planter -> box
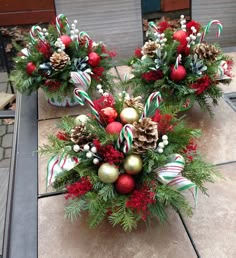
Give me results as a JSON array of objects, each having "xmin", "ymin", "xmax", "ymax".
[{"xmin": 44, "ymin": 93, "xmax": 80, "ymax": 107}]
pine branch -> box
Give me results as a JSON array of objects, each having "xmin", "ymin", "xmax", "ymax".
[
  {"xmin": 149, "ymin": 202, "xmax": 168, "ymax": 223},
  {"xmin": 98, "ymin": 184, "xmax": 116, "ymax": 201},
  {"xmin": 39, "ymin": 135, "xmax": 68, "ymax": 156},
  {"xmin": 53, "ymin": 170, "xmax": 81, "ymax": 190},
  {"xmin": 56, "ymin": 116, "xmax": 76, "ymax": 133},
  {"xmin": 64, "ymin": 198, "xmax": 87, "ymax": 221}
]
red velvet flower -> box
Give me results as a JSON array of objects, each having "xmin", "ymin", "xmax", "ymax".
[
  {"xmin": 126, "ymin": 185, "xmax": 156, "ymax": 220},
  {"xmin": 65, "ymin": 177, "xmax": 93, "ymax": 199},
  {"xmin": 141, "ymin": 70, "xmax": 163, "ymax": 82},
  {"xmin": 44, "ymin": 80, "xmax": 61, "ymax": 91},
  {"xmin": 182, "ymin": 139, "xmax": 197, "ymax": 162},
  {"xmin": 56, "ymin": 131, "xmax": 69, "ymax": 141},
  {"xmin": 91, "ymin": 67, "xmax": 105, "ymax": 81},
  {"xmin": 152, "ymin": 110, "xmax": 174, "ymax": 135},
  {"xmin": 101, "ymin": 45, "xmax": 117, "ymax": 57},
  {"xmin": 134, "ymin": 48, "xmax": 142, "ymax": 58},
  {"xmin": 93, "ymin": 94, "xmax": 115, "ymax": 112},
  {"xmin": 93, "ymin": 139, "xmax": 124, "ymax": 165},
  {"xmin": 158, "ymin": 21, "xmax": 171, "ymax": 33},
  {"xmin": 190, "ymin": 75, "xmax": 212, "ymax": 95},
  {"xmin": 186, "ymin": 20, "xmax": 201, "ymax": 35}
]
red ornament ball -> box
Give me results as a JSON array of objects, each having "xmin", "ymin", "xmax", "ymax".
[
  {"xmin": 100, "ymin": 107, "xmax": 118, "ymax": 124},
  {"xmin": 115, "ymin": 174, "xmax": 135, "ymax": 194},
  {"xmin": 26, "ymin": 62, "xmax": 36, "ymax": 75},
  {"xmin": 170, "ymin": 65, "xmax": 187, "ymax": 82},
  {"xmin": 106, "ymin": 121, "xmax": 123, "ymax": 135},
  {"xmin": 60, "ymin": 35, "xmax": 72, "ymax": 47},
  {"xmin": 173, "ymin": 30, "xmax": 188, "ymax": 43},
  {"xmin": 88, "ymin": 52, "xmax": 101, "ymax": 67}
]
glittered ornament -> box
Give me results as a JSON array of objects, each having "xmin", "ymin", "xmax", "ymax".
[
  {"xmin": 98, "ymin": 163, "xmax": 119, "ymax": 183},
  {"xmin": 115, "ymin": 174, "xmax": 135, "ymax": 194},
  {"xmin": 75, "ymin": 114, "xmax": 89, "ymax": 125},
  {"xmin": 124, "ymin": 154, "xmax": 143, "ymax": 175},
  {"xmin": 101, "ymin": 107, "xmax": 118, "ymax": 124},
  {"xmin": 170, "ymin": 65, "xmax": 186, "ymax": 82},
  {"xmin": 120, "ymin": 107, "xmax": 139, "ymax": 124},
  {"xmin": 60, "ymin": 35, "xmax": 72, "ymax": 47},
  {"xmin": 106, "ymin": 121, "xmax": 123, "ymax": 135},
  {"xmin": 173, "ymin": 30, "xmax": 188, "ymax": 43},
  {"xmin": 88, "ymin": 52, "xmax": 101, "ymax": 67},
  {"xmin": 26, "ymin": 62, "xmax": 36, "ymax": 75}
]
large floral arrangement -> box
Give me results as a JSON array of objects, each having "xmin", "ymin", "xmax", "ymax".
[
  {"xmin": 128, "ymin": 16, "xmax": 233, "ymax": 115},
  {"xmin": 41, "ymin": 88, "xmax": 216, "ymax": 231},
  {"xmin": 11, "ymin": 14, "xmax": 115, "ymax": 106}
]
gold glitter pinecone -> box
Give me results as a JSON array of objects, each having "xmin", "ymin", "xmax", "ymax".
[
  {"xmin": 124, "ymin": 96, "xmax": 144, "ymax": 113},
  {"xmin": 142, "ymin": 40, "xmax": 160, "ymax": 57},
  {"xmin": 50, "ymin": 51, "xmax": 70, "ymax": 71},
  {"xmin": 193, "ymin": 43, "xmax": 221, "ymax": 62},
  {"xmin": 70, "ymin": 125, "xmax": 93, "ymax": 146},
  {"xmin": 132, "ymin": 117, "xmax": 158, "ymax": 154}
]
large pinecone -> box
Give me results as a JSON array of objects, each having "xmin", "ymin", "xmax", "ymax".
[
  {"xmin": 50, "ymin": 51, "xmax": 70, "ymax": 71},
  {"xmin": 132, "ymin": 118, "xmax": 158, "ymax": 154},
  {"xmin": 124, "ymin": 96, "xmax": 144, "ymax": 113},
  {"xmin": 142, "ymin": 40, "xmax": 160, "ymax": 57},
  {"xmin": 193, "ymin": 43, "xmax": 221, "ymax": 62},
  {"xmin": 70, "ymin": 124, "xmax": 93, "ymax": 146}
]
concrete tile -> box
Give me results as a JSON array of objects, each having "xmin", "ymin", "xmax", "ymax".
[
  {"xmin": 185, "ymin": 98, "xmax": 236, "ymax": 164},
  {"xmin": 183, "ymin": 163, "xmax": 236, "ymax": 258},
  {"xmin": 116, "ymin": 65, "xmax": 132, "ymax": 81},
  {"xmin": 38, "ymin": 195, "xmax": 197, "ymax": 258},
  {"xmin": 0, "ymin": 72, "xmax": 8, "ymax": 83}
]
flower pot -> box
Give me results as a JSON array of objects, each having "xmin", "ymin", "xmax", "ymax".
[{"xmin": 44, "ymin": 93, "xmax": 80, "ymax": 107}]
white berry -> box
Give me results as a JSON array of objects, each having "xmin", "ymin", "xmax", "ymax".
[
  {"xmin": 96, "ymin": 84, "xmax": 102, "ymax": 90},
  {"xmin": 158, "ymin": 142, "xmax": 165, "ymax": 148},
  {"xmin": 180, "ymin": 15, "xmax": 184, "ymax": 19},
  {"xmin": 73, "ymin": 145, "xmax": 80, "ymax": 152},
  {"xmin": 93, "ymin": 158, "xmax": 99, "ymax": 165},
  {"xmin": 98, "ymin": 89, "xmax": 104, "ymax": 94},
  {"xmin": 91, "ymin": 146, "xmax": 97, "ymax": 153},
  {"xmin": 86, "ymin": 152, "xmax": 93, "ymax": 158},
  {"xmin": 84, "ymin": 144, "xmax": 90, "ymax": 151},
  {"xmin": 74, "ymin": 20, "xmax": 78, "ymax": 24},
  {"xmin": 197, "ymin": 33, "xmax": 201, "ymax": 37},
  {"xmin": 163, "ymin": 140, "xmax": 169, "ymax": 146},
  {"xmin": 162, "ymin": 135, "xmax": 168, "ymax": 140},
  {"xmin": 157, "ymin": 148, "xmax": 163, "ymax": 153}
]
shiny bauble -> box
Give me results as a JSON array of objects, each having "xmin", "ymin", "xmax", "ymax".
[
  {"xmin": 88, "ymin": 52, "xmax": 101, "ymax": 67},
  {"xmin": 124, "ymin": 154, "xmax": 143, "ymax": 175},
  {"xmin": 170, "ymin": 65, "xmax": 186, "ymax": 82},
  {"xmin": 75, "ymin": 114, "xmax": 89, "ymax": 125},
  {"xmin": 173, "ymin": 30, "xmax": 188, "ymax": 43},
  {"xmin": 98, "ymin": 163, "xmax": 119, "ymax": 183},
  {"xmin": 60, "ymin": 35, "xmax": 72, "ymax": 47},
  {"xmin": 101, "ymin": 107, "xmax": 118, "ymax": 124},
  {"xmin": 37, "ymin": 42, "xmax": 51, "ymax": 58},
  {"xmin": 115, "ymin": 174, "xmax": 135, "ymax": 194},
  {"xmin": 26, "ymin": 62, "xmax": 36, "ymax": 75},
  {"xmin": 106, "ymin": 121, "xmax": 123, "ymax": 135},
  {"xmin": 120, "ymin": 107, "xmax": 139, "ymax": 124}
]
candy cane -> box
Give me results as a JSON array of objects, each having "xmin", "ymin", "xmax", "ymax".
[
  {"xmin": 79, "ymin": 31, "xmax": 91, "ymax": 47},
  {"xmin": 74, "ymin": 89, "xmax": 102, "ymax": 124},
  {"xmin": 30, "ymin": 25, "xmax": 44, "ymax": 44},
  {"xmin": 70, "ymin": 71, "xmax": 91, "ymax": 90},
  {"xmin": 141, "ymin": 91, "xmax": 162, "ymax": 119},
  {"xmin": 56, "ymin": 14, "xmax": 70, "ymax": 35},
  {"xmin": 174, "ymin": 54, "xmax": 182, "ymax": 70},
  {"xmin": 148, "ymin": 21, "xmax": 158, "ymax": 32},
  {"xmin": 116, "ymin": 124, "xmax": 133, "ymax": 153},
  {"xmin": 200, "ymin": 20, "xmax": 223, "ymax": 42}
]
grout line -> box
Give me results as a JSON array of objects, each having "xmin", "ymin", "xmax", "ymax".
[
  {"xmin": 114, "ymin": 66, "xmax": 122, "ymax": 82},
  {"xmin": 38, "ymin": 190, "xmax": 66, "ymax": 199},
  {"xmin": 178, "ymin": 212, "xmax": 201, "ymax": 258},
  {"xmin": 214, "ymin": 160, "xmax": 236, "ymax": 167}
]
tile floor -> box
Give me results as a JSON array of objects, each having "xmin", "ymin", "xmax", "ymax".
[{"xmin": 38, "ymin": 54, "xmax": 236, "ymax": 257}]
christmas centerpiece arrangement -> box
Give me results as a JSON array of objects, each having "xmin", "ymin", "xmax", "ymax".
[
  {"xmin": 41, "ymin": 87, "xmax": 216, "ymax": 231},
  {"xmin": 11, "ymin": 14, "xmax": 115, "ymax": 106},
  {"xmin": 128, "ymin": 16, "xmax": 233, "ymax": 115}
]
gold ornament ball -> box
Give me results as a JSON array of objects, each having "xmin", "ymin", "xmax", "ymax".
[
  {"xmin": 75, "ymin": 114, "xmax": 88, "ymax": 125},
  {"xmin": 120, "ymin": 107, "xmax": 139, "ymax": 124},
  {"xmin": 98, "ymin": 163, "xmax": 119, "ymax": 183},
  {"xmin": 124, "ymin": 154, "xmax": 143, "ymax": 175}
]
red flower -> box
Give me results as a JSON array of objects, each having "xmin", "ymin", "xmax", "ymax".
[
  {"xmin": 134, "ymin": 48, "xmax": 142, "ymax": 58},
  {"xmin": 152, "ymin": 110, "xmax": 174, "ymax": 135},
  {"xmin": 93, "ymin": 94, "xmax": 115, "ymax": 112},
  {"xmin": 190, "ymin": 75, "xmax": 212, "ymax": 95},
  {"xmin": 142, "ymin": 70, "xmax": 163, "ymax": 82},
  {"xmin": 158, "ymin": 21, "xmax": 171, "ymax": 33},
  {"xmin": 44, "ymin": 80, "xmax": 61, "ymax": 92},
  {"xmin": 56, "ymin": 131, "xmax": 69, "ymax": 141},
  {"xmin": 91, "ymin": 67, "xmax": 105, "ymax": 81},
  {"xmin": 126, "ymin": 185, "xmax": 156, "ymax": 220},
  {"xmin": 93, "ymin": 139, "xmax": 124, "ymax": 165},
  {"xmin": 186, "ymin": 20, "xmax": 201, "ymax": 35},
  {"xmin": 182, "ymin": 139, "xmax": 197, "ymax": 162},
  {"xmin": 65, "ymin": 177, "xmax": 93, "ymax": 199},
  {"xmin": 101, "ymin": 45, "xmax": 117, "ymax": 57},
  {"xmin": 36, "ymin": 42, "xmax": 51, "ymax": 58}
]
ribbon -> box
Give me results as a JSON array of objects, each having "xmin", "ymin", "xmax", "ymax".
[
  {"xmin": 200, "ymin": 20, "xmax": 223, "ymax": 42},
  {"xmin": 116, "ymin": 124, "xmax": 133, "ymax": 153},
  {"xmin": 47, "ymin": 152, "xmax": 79, "ymax": 187},
  {"xmin": 73, "ymin": 89, "xmax": 102, "ymax": 124},
  {"xmin": 56, "ymin": 14, "xmax": 70, "ymax": 35},
  {"xmin": 29, "ymin": 25, "xmax": 44, "ymax": 44},
  {"xmin": 141, "ymin": 91, "xmax": 162, "ymax": 119},
  {"xmin": 70, "ymin": 71, "xmax": 91, "ymax": 90},
  {"xmin": 216, "ymin": 60, "xmax": 232, "ymax": 80},
  {"xmin": 155, "ymin": 154, "xmax": 197, "ymax": 200},
  {"xmin": 79, "ymin": 31, "xmax": 91, "ymax": 47}
]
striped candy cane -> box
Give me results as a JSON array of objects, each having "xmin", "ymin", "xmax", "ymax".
[
  {"xmin": 200, "ymin": 20, "xmax": 223, "ymax": 42},
  {"xmin": 29, "ymin": 25, "xmax": 44, "ymax": 44},
  {"xmin": 56, "ymin": 14, "xmax": 70, "ymax": 35},
  {"xmin": 70, "ymin": 71, "xmax": 91, "ymax": 90},
  {"xmin": 148, "ymin": 21, "xmax": 158, "ymax": 32},
  {"xmin": 74, "ymin": 89, "xmax": 102, "ymax": 124},
  {"xmin": 116, "ymin": 124, "xmax": 133, "ymax": 153},
  {"xmin": 79, "ymin": 31, "xmax": 91, "ymax": 47},
  {"xmin": 174, "ymin": 54, "xmax": 182, "ymax": 70},
  {"xmin": 141, "ymin": 91, "xmax": 162, "ymax": 119}
]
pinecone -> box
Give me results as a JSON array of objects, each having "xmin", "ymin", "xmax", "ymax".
[
  {"xmin": 124, "ymin": 96, "xmax": 144, "ymax": 113},
  {"xmin": 70, "ymin": 125, "xmax": 93, "ymax": 146},
  {"xmin": 132, "ymin": 118, "xmax": 158, "ymax": 154},
  {"xmin": 50, "ymin": 51, "xmax": 70, "ymax": 71},
  {"xmin": 193, "ymin": 43, "xmax": 221, "ymax": 62},
  {"xmin": 142, "ymin": 40, "xmax": 160, "ymax": 57}
]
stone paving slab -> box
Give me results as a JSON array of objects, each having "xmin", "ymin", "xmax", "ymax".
[
  {"xmin": 38, "ymin": 195, "xmax": 197, "ymax": 258},
  {"xmin": 184, "ymin": 163, "xmax": 236, "ymax": 258}
]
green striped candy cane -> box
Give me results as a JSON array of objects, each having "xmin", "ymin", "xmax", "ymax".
[
  {"xmin": 56, "ymin": 14, "xmax": 70, "ymax": 35},
  {"xmin": 141, "ymin": 91, "xmax": 162, "ymax": 119},
  {"xmin": 200, "ymin": 20, "xmax": 223, "ymax": 42},
  {"xmin": 116, "ymin": 124, "xmax": 133, "ymax": 154}
]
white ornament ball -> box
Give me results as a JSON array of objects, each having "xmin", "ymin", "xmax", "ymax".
[
  {"xmin": 84, "ymin": 144, "xmax": 90, "ymax": 151},
  {"xmin": 162, "ymin": 135, "xmax": 168, "ymax": 141},
  {"xmin": 91, "ymin": 146, "xmax": 97, "ymax": 153},
  {"xmin": 73, "ymin": 144, "xmax": 80, "ymax": 152},
  {"xmin": 75, "ymin": 114, "xmax": 88, "ymax": 125},
  {"xmin": 86, "ymin": 152, "xmax": 93, "ymax": 158}
]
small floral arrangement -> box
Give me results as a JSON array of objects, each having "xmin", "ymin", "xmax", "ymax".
[
  {"xmin": 128, "ymin": 16, "xmax": 233, "ymax": 115},
  {"xmin": 41, "ymin": 88, "xmax": 216, "ymax": 231},
  {"xmin": 11, "ymin": 14, "xmax": 115, "ymax": 106}
]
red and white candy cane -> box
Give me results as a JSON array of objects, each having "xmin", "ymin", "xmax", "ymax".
[
  {"xmin": 141, "ymin": 91, "xmax": 162, "ymax": 119},
  {"xmin": 74, "ymin": 89, "xmax": 102, "ymax": 124},
  {"xmin": 174, "ymin": 54, "xmax": 182, "ymax": 70},
  {"xmin": 79, "ymin": 31, "xmax": 91, "ymax": 47},
  {"xmin": 56, "ymin": 14, "xmax": 70, "ymax": 35},
  {"xmin": 148, "ymin": 21, "xmax": 158, "ymax": 32},
  {"xmin": 200, "ymin": 20, "xmax": 223, "ymax": 42},
  {"xmin": 116, "ymin": 124, "xmax": 133, "ymax": 154},
  {"xmin": 30, "ymin": 25, "xmax": 44, "ymax": 44}
]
